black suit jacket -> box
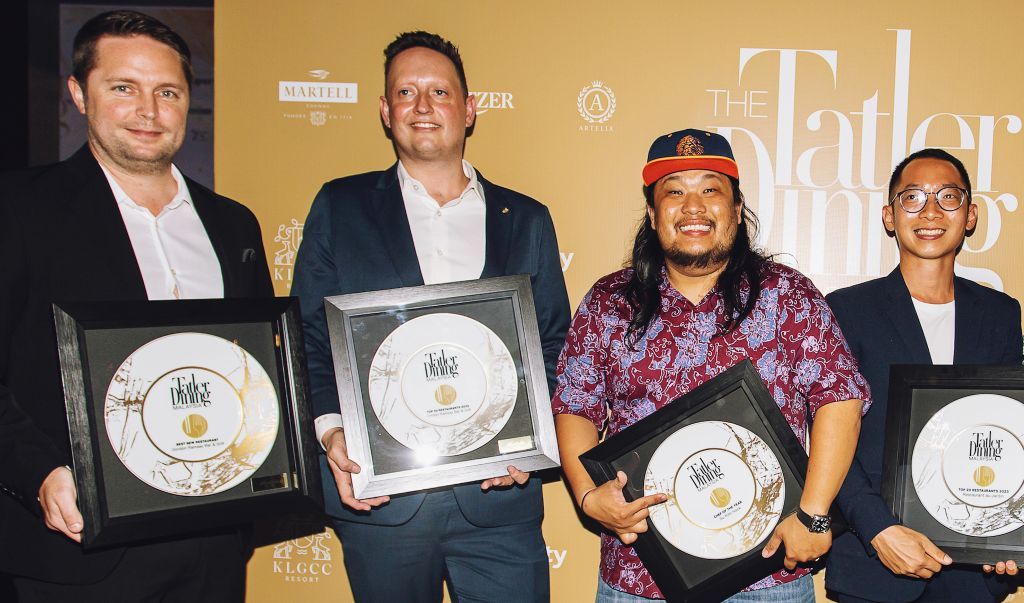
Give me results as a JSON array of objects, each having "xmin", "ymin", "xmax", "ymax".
[
  {"xmin": 291, "ymin": 164, "xmax": 570, "ymax": 527},
  {"xmin": 824, "ymin": 267, "xmax": 1023, "ymax": 601},
  {"xmin": 0, "ymin": 146, "xmax": 273, "ymax": 583}
]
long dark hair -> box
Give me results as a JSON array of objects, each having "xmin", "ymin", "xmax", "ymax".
[{"xmin": 623, "ymin": 176, "xmax": 768, "ymax": 347}]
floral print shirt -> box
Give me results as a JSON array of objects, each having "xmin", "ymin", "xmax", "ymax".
[{"xmin": 552, "ymin": 262, "xmax": 870, "ymax": 598}]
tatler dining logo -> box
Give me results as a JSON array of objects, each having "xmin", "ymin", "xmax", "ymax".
[{"xmin": 705, "ymin": 29, "xmax": 1021, "ymax": 290}]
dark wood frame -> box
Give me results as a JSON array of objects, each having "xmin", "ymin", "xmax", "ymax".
[
  {"xmin": 53, "ymin": 297, "xmax": 322, "ymax": 549},
  {"xmin": 579, "ymin": 360, "xmax": 815, "ymax": 603},
  {"xmin": 324, "ymin": 275, "xmax": 560, "ymax": 498},
  {"xmin": 882, "ymin": 364, "xmax": 1024, "ymax": 564}
]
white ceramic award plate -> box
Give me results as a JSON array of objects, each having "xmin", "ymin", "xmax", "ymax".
[
  {"xmin": 912, "ymin": 393, "xmax": 1024, "ymax": 536},
  {"xmin": 644, "ymin": 421, "xmax": 785, "ymax": 560},
  {"xmin": 368, "ymin": 313, "xmax": 518, "ymax": 458},
  {"xmin": 103, "ymin": 333, "xmax": 280, "ymax": 496}
]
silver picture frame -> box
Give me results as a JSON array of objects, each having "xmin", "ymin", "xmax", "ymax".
[{"xmin": 324, "ymin": 275, "xmax": 560, "ymax": 498}]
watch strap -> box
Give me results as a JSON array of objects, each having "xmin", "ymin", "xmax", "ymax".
[{"xmin": 795, "ymin": 507, "xmax": 831, "ymax": 532}]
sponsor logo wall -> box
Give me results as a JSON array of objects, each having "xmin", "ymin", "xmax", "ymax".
[{"xmin": 215, "ymin": 2, "xmax": 1024, "ymax": 600}]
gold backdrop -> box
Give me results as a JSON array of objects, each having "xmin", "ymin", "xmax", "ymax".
[{"xmin": 213, "ymin": 1, "xmax": 1024, "ymax": 600}]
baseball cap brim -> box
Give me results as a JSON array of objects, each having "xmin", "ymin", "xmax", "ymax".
[{"xmin": 642, "ymin": 156, "xmax": 739, "ymax": 187}]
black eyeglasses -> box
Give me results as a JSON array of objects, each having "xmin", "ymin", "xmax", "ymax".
[{"xmin": 889, "ymin": 187, "xmax": 968, "ymax": 213}]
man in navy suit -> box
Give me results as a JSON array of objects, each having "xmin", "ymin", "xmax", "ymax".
[
  {"xmin": 291, "ymin": 31, "xmax": 570, "ymax": 602},
  {"xmin": 825, "ymin": 148, "xmax": 1022, "ymax": 602}
]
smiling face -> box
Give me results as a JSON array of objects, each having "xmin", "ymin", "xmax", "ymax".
[
  {"xmin": 68, "ymin": 34, "xmax": 189, "ymax": 175},
  {"xmin": 647, "ymin": 170, "xmax": 742, "ymax": 277},
  {"xmin": 379, "ymin": 47, "xmax": 476, "ymax": 165},
  {"xmin": 884, "ymin": 157, "xmax": 978, "ymax": 265}
]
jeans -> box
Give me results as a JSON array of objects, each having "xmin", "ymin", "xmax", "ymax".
[{"xmin": 596, "ymin": 574, "xmax": 816, "ymax": 602}]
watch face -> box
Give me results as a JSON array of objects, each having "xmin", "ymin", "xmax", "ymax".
[{"xmin": 810, "ymin": 515, "xmax": 830, "ymax": 533}]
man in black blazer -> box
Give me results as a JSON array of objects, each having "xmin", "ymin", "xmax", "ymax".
[
  {"xmin": 0, "ymin": 11, "xmax": 271, "ymax": 602},
  {"xmin": 292, "ymin": 31, "xmax": 570, "ymax": 602},
  {"xmin": 825, "ymin": 148, "xmax": 1021, "ymax": 602}
]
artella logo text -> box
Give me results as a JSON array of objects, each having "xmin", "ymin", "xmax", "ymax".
[{"xmin": 577, "ymin": 81, "xmax": 616, "ymax": 133}]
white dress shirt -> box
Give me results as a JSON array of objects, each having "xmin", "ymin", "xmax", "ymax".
[
  {"xmin": 314, "ymin": 160, "xmax": 488, "ymax": 446},
  {"xmin": 101, "ymin": 164, "xmax": 224, "ymax": 301}
]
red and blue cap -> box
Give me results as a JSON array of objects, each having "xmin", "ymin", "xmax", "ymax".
[{"xmin": 642, "ymin": 129, "xmax": 739, "ymax": 186}]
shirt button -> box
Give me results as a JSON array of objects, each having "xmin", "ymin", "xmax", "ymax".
[
  {"xmin": 413, "ymin": 184, "xmax": 420, "ymax": 191},
  {"xmin": 436, "ymin": 249, "xmax": 444, "ymax": 256},
  {"xmin": 435, "ymin": 210, "xmax": 442, "ymax": 217}
]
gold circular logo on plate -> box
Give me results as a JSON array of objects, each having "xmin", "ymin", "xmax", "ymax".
[
  {"xmin": 182, "ymin": 414, "xmax": 209, "ymax": 439},
  {"xmin": 973, "ymin": 465, "xmax": 996, "ymax": 487},
  {"xmin": 434, "ymin": 384, "xmax": 458, "ymax": 406},
  {"xmin": 710, "ymin": 487, "xmax": 731, "ymax": 508}
]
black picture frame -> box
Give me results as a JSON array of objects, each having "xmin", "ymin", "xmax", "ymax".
[
  {"xmin": 324, "ymin": 275, "xmax": 560, "ymax": 498},
  {"xmin": 53, "ymin": 297, "xmax": 323, "ymax": 550},
  {"xmin": 579, "ymin": 360, "xmax": 816, "ymax": 603},
  {"xmin": 882, "ymin": 364, "xmax": 1024, "ymax": 565}
]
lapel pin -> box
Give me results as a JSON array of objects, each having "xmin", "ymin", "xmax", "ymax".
[{"xmin": 501, "ymin": 207, "xmax": 510, "ymax": 214}]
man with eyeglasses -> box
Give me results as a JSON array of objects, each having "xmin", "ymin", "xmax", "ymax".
[{"xmin": 824, "ymin": 148, "xmax": 1022, "ymax": 602}]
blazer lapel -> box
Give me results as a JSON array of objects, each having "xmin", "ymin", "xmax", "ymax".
[
  {"xmin": 65, "ymin": 147, "xmax": 148, "ymax": 299},
  {"xmin": 882, "ymin": 267, "xmax": 933, "ymax": 364},
  {"xmin": 189, "ymin": 181, "xmax": 241, "ymax": 297},
  {"xmin": 952, "ymin": 276, "xmax": 984, "ymax": 364},
  {"xmin": 371, "ymin": 166, "xmax": 424, "ymax": 287},
  {"xmin": 479, "ymin": 174, "xmax": 512, "ymax": 279}
]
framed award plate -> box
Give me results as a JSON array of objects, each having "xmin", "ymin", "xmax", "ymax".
[
  {"xmin": 882, "ymin": 365, "xmax": 1024, "ymax": 564},
  {"xmin": 53, "ymin": 297, "xmax": 323, "ymax": 549},
  {"xmin": 579, "ymin": 360, "xmax": 818, "ymax": 603},
  {"xmin": 324, "ymin": 275, "xmax": 560, "ymax": 498}
]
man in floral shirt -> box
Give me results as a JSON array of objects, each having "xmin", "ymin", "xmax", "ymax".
[{"xmin": 553, "ymin": 129, "xmax": 870, "ymax": 602}]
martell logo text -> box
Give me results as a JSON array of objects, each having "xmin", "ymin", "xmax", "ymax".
[
  {"xmin": 279, "ymin": 81, "xmax": 357, "ymax": 104},
  {"xmin": 279, "ymin": 69, "xmax": 357, "ymax": 127}
]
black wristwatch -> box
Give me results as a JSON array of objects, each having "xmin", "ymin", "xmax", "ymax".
[{"xmin": 795, "ymin": 507, "xmax": 831, "ymax": 533}]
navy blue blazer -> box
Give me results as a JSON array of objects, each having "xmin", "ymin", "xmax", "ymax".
[
  {"xmin": 824, "ymin": 267, "xmax": 1022, "ymax": 602},
  {"xmin": 291, "ymin": 164, "xmax": 570, "ymax": 528}
]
